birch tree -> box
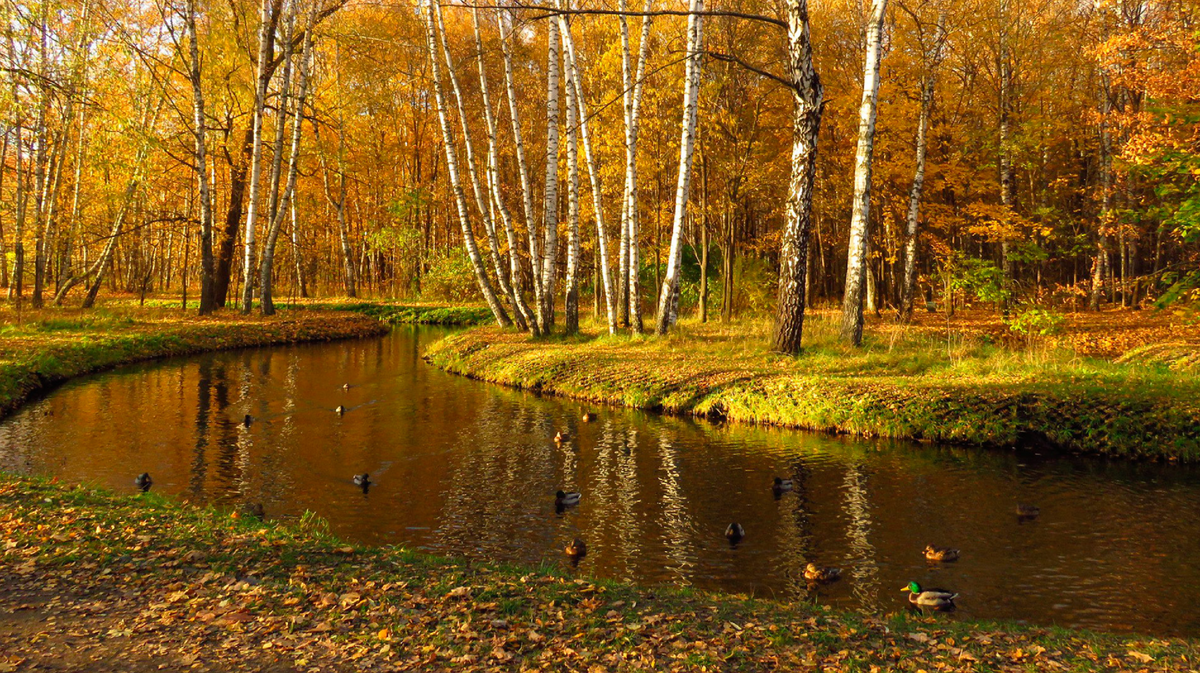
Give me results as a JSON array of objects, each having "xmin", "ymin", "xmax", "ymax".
[
  {"xmin": 654, "ymin": 0, "xmax": 704, "ymax": 335},
  {"xmin": 473, "ymin": 6, "xmax": 537, "ymax": 333},
  {"xmin": 240, "ymin": 0, "xmax": 279, "ymax": 313},
  {"xmin": 899, "ymin": 9, "xmax": 946, "ymax": 321},
  {"xmin": 186, "ymin": 0, "xmax": 216, "ymax": 315},
  {"xmin": 771, "ymin": 0, "xmax": 824, "ymax": 354},
  {"xmin": 420, "ymin": 0, "xmax": 511, "ymax": 326},
  {"xmin": 839, "ymin": 0, "xmax": 889, "ymax": 346},
  {"xmin": 559, "ymin": 9, "xmax": 617, "ymax": 334},
  {"xmin": 261, "ymin": 1, "xmax": 314, "ymax": 316},
  {"xmin": 540, "ymin": 16, "xmax": 562, "ymax": 333},
  {"xmin": 619, "ymin": 0, "xmax": 652, "ymax": 332},
  {"xmin": 499, "ymin": 7, "xmax": 544, "ymax": 327},
  {"xmin": 560, "ymin": 10, "xmax": 582, "ymax": 334}
]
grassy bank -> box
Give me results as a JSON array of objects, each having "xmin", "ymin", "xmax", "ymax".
[
  {"xmin": 276, "ymin": 301, "xmax": 493, "ymax": 326},
  {"xmin": 1, "ymin": 474, "xmax": 1194, "ymax": 672},
  {"xmin": 0, "ymin": 308, "xmax": 388, "ymax": 418},
  {"xmin": 425, "ymin": 313, "xmax": 1200, "ymax": 461}
]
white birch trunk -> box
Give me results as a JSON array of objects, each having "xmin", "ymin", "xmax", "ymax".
[
  {"xmin": 240, "ymin": 0, "xmax": 275, "ymax": 313},
  {"xmin": 474, "ymin": 6, "xmax": 537, "ymax": 333},
  {"xmin": 559, "ymin": 12, "xmax": 617, "ymax": 334},
  {"xmin": 839, "ymin": 0, "xmax": 888, "ymax": 346},
  {"xmin": 625, "ymin": 0, "xmax": 652, "ymax": 333},
  {"xmin": 185, "ymin": 0, "xmax": 216, "ymax": 314},
  {"xmin": 540, "ymin": 16, "xmax": 562, "ymax": 333},
  {"xmin": 559, "ymin": 9, "xmax": 581, "ymax": 334},
  {"xmin": 653, "ymin": 0, "xmax": 704, "ymax": 335},
  {"xmin": 899, "ymin": 13, "xmax": 945, "ymax": 321},
  {"xmin": 498, "ymin": 8, "xmax": 544, "ymax": 322},
  {"xmin": 421, "ymin": 0, "xmax": 511, "ymax": 327}
]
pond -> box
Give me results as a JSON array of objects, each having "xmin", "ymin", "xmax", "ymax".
[{"xmin": 2, "ymin": 326, "xmax": 1198, "ymax": 637}]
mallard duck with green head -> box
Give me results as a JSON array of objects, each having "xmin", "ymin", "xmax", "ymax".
[{"xmin": 902, "ymin": 581, "xmax": 958, "ymax": 608}]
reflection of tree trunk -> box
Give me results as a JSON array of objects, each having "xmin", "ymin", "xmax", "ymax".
[
  {"xmin": 776, "ymin": 460, "xmax": 813, "ymax": 598},
  {"xmin": 656, "ymin": 430, "xmax": 696, "ymax": 582},
  {"xmin": 190, "ymin": 359, "xmax": 214, "ymax": 498},
  {"xmin": 842, "ymin": 463, "xmax": 879, "ymax": 611}
]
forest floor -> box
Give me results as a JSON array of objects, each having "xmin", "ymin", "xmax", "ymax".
[
  {"xmin": 0, "ymin": 302, "xmax": 389, "ymax": 418},
  {"xmin": 2, "ymin": 473, "xmax": 1197, "ymax": 673},
  {"xmin": 425, "ymin": 306, "xmax": 1200, "ymax": 460}
]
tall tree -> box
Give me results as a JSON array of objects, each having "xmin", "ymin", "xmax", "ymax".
[
  {"xmin": 839, "ymin": 0, "xmax": 889, "ymax": 346},
  {"xmin": 654, "ymin": 0, "xmax": 704, "ymax": 335}
]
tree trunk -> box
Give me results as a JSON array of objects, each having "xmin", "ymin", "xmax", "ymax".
[
  {"xmin": 214, "ymin": 127, "xmax": 253, "ymax": 307},
  {"xmin": 771, "ymin": 0, "xmax": 824, "ymax": 354},
  {"xmin": 474, "ymin": 7, "xmax": 537, "ymax": 333},
  {"xmin": 240, "ymin": 0, "xmax": 279, "ymax": 314},
  {"xmin": 420, "ymin": 0, "xmax": 511, "ymax": 326},
  {"xmin": 560, "ymin": 9, "xmax": 582, "ymax": 334},
  {"xmin": 620, "ymin": 0, "xmax": 652, "ymax": 333},
  {"xmin": 187, "ymin": 0, "xmax": 216, "ymax": 315},
  {"xmin": 498, "ymin": 8, "xmax": 544, "ymax": 323},
  {"xmin": 560, "ymin": 7, "xmax": 617, "ymax": 334},
  {"xmin": 654, "ymin": 0, "xmax": 704, "ymax": 335},
  {"xmin": 839, "ymin": 0, "xmax": 888, "ymax": 346},
  {"xmin": 539, "ymin": 17, "xmax": 562, "ymax": 333},
  {"xmin": 998, "ymin": 10, "xmax": 1016, "ymax": 315},
  {"xmin": 900, "ymin": 13, "xmax": 945, "ymax": 321},
  {"xmin": 261, "ymin": 8, "xmax": 312, "ymax": 315}
]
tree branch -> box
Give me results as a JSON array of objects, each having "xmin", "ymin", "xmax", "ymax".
[{"xmin": 706, "ymin": 51, "xmax": 795, "ymax": 91}]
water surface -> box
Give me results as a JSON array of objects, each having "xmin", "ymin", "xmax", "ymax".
[{"xmin": 2, "ymin": 326, "xmax": 1198, "ymax": 636}]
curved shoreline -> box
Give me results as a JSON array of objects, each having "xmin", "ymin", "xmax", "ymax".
[
  {"xmin": 424, "ymin": 327, "xmax": 1200, "ymax": 461},
  {"xmin": 0, "ymin": 311, "xmax": 389, "ymax": 419}
]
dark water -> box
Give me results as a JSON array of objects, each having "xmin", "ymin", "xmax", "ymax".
[{"xmin": 3, "ymin": 327, "xmax": 1199, "ymax": 637}]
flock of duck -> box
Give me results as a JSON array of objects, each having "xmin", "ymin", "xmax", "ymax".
[{"xmin": 131, "ymin": 404, "xmax": 1046, "ymax": 612}]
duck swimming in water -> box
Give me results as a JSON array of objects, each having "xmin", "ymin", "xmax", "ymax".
[
  {"xmin": 565, "ymin": 538, "xmax": 588, "ymax": 561},
  {"xmin": 772, "ymin": 477, "xmax": 794, "ymax": 495},
  {"xmin": 353, "ymin": 474, "xmax": 370, "ymax": 488},
  {"xmin": 725, "ymin": 523, "xmax": 745, "ymax": 544},
  {"xmin": 1017, "ymin": 503, "xmax": 1040, "ymax": 520},
  {"xmin": 924, "ymin": 545, "xmax": 960, "ymax": 562},
  {"xmin": 902, "ymin": 581, "xmax": 958, "ymax": 608},
  {"xmin": 555, "ymin": 490, "xmax": 581, "ymax": 508},
  {"xmin": 804, "ymin": 563, "xmax": 841, "ymax": 583},
  {"xmin": 243, "ymin": 414, "xmax": 252, "ymax": 427},
  {"xmin": 134, "ymin": 473, "xmax": 152, "ymax": 492},
  {"xmin": 335, "ymin": 405, "xmax": 346, "ymax": 415},
  {"xmin": 581, "ymin": 412, "xmax": 595, "ymax": 422},
  {"xmin": 554, "ymin": 431, "xmax": 568, "ymax": 443}
]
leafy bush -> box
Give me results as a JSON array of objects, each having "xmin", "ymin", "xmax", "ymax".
[
  {"xmin": 420, "ymin": 250, "xmax": 481, "ymax": 303},
  {"xmin": 1006, "ymin": 306, "xmax": 1065, "ymax": 349}
]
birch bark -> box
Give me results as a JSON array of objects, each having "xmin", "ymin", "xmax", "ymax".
[
  {"xmin": 771, "ymin": 0, "xmax": 824, "ymax": 354},
  {"xmin": 559, "ymin": 11, "xmax": 617, "ymax": 334},
  {"xmin": 240, "ymin": 0, "xmax": 278, "ymax": 313},
  {"xmin": 559, "ymin": 10, "xmax": 581, "ymax": 334},
  {"xmin": 540, "ymin": 16, "xmax": 562, "ymax": 333},
  {"xmin": 421, "ymin": 0, "xmax": 511, "ymax": 326},
  {"xmin": 620, "ymin": 0, "xmax": 652, "ymax": 332},
  {"xmin": 839, "ymin": 0, "xmax": 888, "ymax": 346},
  {"xmin": 899, "ymin": 12, "xmax": 945, "ymax": 321},
  {"xmin": 187, "ymin": 0, "xmax": 217, "ymax": 314},
  {"xmin": 654, "ymin": 0, "xmax": 704, "ymax": 335}
]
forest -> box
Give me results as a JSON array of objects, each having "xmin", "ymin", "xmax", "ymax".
[{"xmin": 1, "ymin": 0, "xmax": 1196, "ymax": 351}]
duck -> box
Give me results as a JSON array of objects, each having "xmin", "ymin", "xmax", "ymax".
[
  {"xmin": 902, "ymin": 581, "xmax": 958, "ymax": 608},
  {"xmin": 581, "ymin": 412, "xmax": 595, "ymax": 422},
  {"xmin": 554, "ymin": 431, "xmax": 568, "ymax": 443},
  {"xmin": 243, "ymin": 414, "xmax": 253, "ymax": 427},
  {"xmin": 772, "ymin": 477, "xmax": 794, "ymax": 493},
  {"xmin": 555, "ymin": 490, "xmax": 582, "ymax": 508},
  {"xmin": 803, "ymin": 563, "xmax": 841, "ymax": 583},
  {"xmin": 1017, "ymin": 503, "xmax": 1041, "ymax": 519},
  {"xmin": 565, "ymin": 538, "xmax": 588, "ymax": 560},
  {"xmin": 924, "ymin": 545, "xmax": 960, "ymax": 562},
  {"xmin": 725, "ymin": 523, "xmax": 745, "ymax": 544},
  {"xmin": 134, "ymin": 473, "xmax": 153, "ymax": 492},
  {"xmin": 353, "ymin": 473, "xmax": 371, "ymax": 487},
  {"xmin": 335, "ymin": 405, "xmax": 346, "ymax": 415},
  {"xmin": 239, "ymin": 503, "xmax": 265, "ymax": 519},
  {"xmin": 342, "ymin": 383, "xmax": 351, "ymax": 390}
]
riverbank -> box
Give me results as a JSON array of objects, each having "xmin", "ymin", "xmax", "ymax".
[
  {"xmin": 1, "ymin": 474, "xmax": 1194, "ymax": 672},
  {"xmin": 278, "ymin": 301, "xmax": 493, "ymax": 326},
  {"xmin": 0, "ymin": 308, "xmax": 388, "ymax": 418},
  {"xmin": 425, "ymin": 313, "xmax": 1200, "ymax": 461}
]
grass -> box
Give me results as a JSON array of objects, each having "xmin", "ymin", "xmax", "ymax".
[
  {"xmin": 425, "ymin": 309, "xmax": 1200, "ymax": 461},
  {"xmin": 274, "ymin": 300, "xmax": 494, "ymax": 326},
  {"xmin": 0, "ymin": 305, "xmax": 388, "ymax": 418},
  {"xmin": 3, "ymin": 473, "xmax": 1196, "ymax": 671}
]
